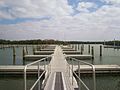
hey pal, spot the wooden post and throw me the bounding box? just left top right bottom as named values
left=88, top=45, right=90, bottom=54
left=82, top=44, right=84, bottom=51
left=75, top=45, right=77, bottom=51
left=23, top=47, right=26, bottom=65
left=33, top=46, right=35, bottom=55
left=13, top=47, right=16, bottom=65
left=91, top=46, right=94, bottom=59
left=81, top=44, right=84, bottom=54
left=26, top=45, right=28, bottom=55
left=78, top=44, right=79, bottom=51
left=100, top=45, right=102, bottom=57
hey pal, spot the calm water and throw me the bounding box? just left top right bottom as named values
left=0, top=45, right=34, bottom=65
left=0, top=44, right=120, bottom=65
left=0, top=75, right=37, bottom=90
left=0, top=44, right=120, bottom=90
left=80, top=74, right=120, bottom=90
left=68, top=44, right=120, bottom=65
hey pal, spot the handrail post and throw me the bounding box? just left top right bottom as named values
left=48, top=61, right=50, bottom=76
left=50, top=64, right=51, bottom=73
left=78, top=61, right=81, bottom=90
left=48, top=64, right=49, bottom=76
left=72, top=58, right=73, bottom=85
left=44, top=59, right=46, bottom=70
left=38, top=62, right=40, bottom=90
left=24, top=66, right=27, bottom=90
left=70, top=57, right=96, bottom=90
left=23, top=56, right=51, bottom=90
left=69, top=64, right=70, bottom=77
left=68, top=57, right=70, bottom=77
left=92, top=65, right=96, bottom=90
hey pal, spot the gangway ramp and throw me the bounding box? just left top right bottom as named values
left=44, top=45, right=78, bottom=90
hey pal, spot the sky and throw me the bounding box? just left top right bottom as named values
left=0, top=0, right=120, bottom=41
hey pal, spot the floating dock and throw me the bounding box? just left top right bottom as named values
left=104, top=45, right=120, bottom=49
left=63, top=51, right=81, bottom=55
left=0, top=66, right=44, bottom=75
left=74, top=65, right=120, bottom=74
left=24, top=55, right=52, bottom=61
left=39, top=49, right=55, bottom=51
left=1, top=45, right=120, bottom=90
left=34, top=51, right=54, bottom=55
left=1, top=65, right=120, bottom=74
left=66, top=54, right=92, bottom=60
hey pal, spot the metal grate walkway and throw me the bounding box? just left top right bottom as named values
left=44, top=46, right=78, bottom=90
left=54, top=72, right=64, bottom=90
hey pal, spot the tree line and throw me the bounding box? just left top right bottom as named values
left=0, top=39, right=120, bottom=46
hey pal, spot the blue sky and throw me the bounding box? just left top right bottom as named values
left=0, top=0, right=120, bottom=40
left=68, top=0, right=105, bottom=7
left=0, top=17, right=51, bottom=25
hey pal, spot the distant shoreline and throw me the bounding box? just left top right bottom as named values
left=0, top=39, right=120, bottom=46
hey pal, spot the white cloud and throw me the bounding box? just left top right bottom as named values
left=0, top=1, right=120, bottom=40
left=76, top=2, right=97, bottom=12
left=0, top=0, right=73, bottom=18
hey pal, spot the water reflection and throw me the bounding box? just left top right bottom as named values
left=80, top=74, right=120, bottom=90
left=99, top=56, right=103, bottom=65
left=13, top=55, right=16, bottom=65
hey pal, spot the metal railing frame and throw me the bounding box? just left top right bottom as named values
left=67, top=57, right=96, bottom=90
left=24, top=56, right=51, bottom=90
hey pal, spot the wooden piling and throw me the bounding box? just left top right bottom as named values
left=82, top=44, right=84, bottom=51
left=88, top=45, right=90, bottom=54
left=100, top=45, right=102, bottom=57
left=33, top=46, right=35, bottom=55
left=75, top=45, right=77, bottom=51
left=81, top=44, right=84, bottom=55
left=13, top=47, right=16, bottom=65
left=78, top=44, right=79, bottom=51
left=26, top=45, right=28, bottom=54
left=23, top=47, right=25, bottom=60
left=91, top=46, right=94, bottom=59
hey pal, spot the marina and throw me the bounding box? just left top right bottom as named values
left=1, top=0, right=120, bottom=90
left=0, top=44, right=120, bottom=90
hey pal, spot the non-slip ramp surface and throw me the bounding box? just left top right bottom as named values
left=54, top=72, right=64, bottom=90
left=44, top=46, right=78, bottom=90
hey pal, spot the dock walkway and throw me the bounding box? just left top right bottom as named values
left=44, top=45, right=78, bottom=90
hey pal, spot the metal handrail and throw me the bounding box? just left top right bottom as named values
left=24, top=56, right=51, bottom=90
left=66, top=56, right=96, bottom=90
left=73, top=69, right=90, bottom=90
left=30, top=71, right=46, bottom=90
left=67, top=62, right=90, bottom=90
